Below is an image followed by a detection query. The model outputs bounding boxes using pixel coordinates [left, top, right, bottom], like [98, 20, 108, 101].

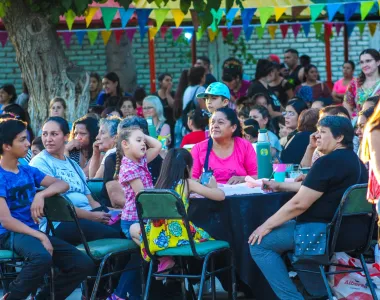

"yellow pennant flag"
[171, 9, 185, 28]
[207, 28, 218, 42]
[378, 1, 380, 15]
[148, 27, 158, 40]
[274, 7, 287, 21]
[101, 31, 112, 45]
[268, 25, 278, 39]
[368, 23, 377, 36]
[85, 7, 99, 28]
[65, 9, 76, 30]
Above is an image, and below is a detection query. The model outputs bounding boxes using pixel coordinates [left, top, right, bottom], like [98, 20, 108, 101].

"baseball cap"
[196, 82, 231, 100]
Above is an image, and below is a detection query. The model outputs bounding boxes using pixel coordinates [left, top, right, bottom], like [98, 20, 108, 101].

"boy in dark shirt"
[0, 118, 95, 300]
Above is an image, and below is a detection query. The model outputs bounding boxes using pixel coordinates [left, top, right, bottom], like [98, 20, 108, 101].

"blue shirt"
[0, 165, 46, 235]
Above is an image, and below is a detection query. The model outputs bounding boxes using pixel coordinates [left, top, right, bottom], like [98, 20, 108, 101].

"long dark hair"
[44, 116, 70, 135]
[70, 116, 99, 158]
[0, 84, 17, 103]
[3, 103, 34, 141]
[250, 105, 274, 131]
[214, 107, 242, 138]
[358, 49, 380, 86]
[173, 69, 189, 120]
[104, 72, 123, 96]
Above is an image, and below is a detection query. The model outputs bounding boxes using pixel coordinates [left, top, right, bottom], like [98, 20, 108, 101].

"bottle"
[256, 129, 273, 179]
[146, 117, 157, 139]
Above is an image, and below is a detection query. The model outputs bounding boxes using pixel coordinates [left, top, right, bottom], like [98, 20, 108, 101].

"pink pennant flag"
[325, 23, 333, 38]
[231, 27, 241, 41]
[62, 32, 73, 48]
[125, 28, 137, 43]
[292, 24, 301, 38]
[0, 32, 8, 47]
[171, 28, 183, 41]
[221, 28, 229, 39]
[161, 26, 169, 38]
[114, 30, 124, 44]
[280, 24, 289, 39]
[335, 23, 344, 36]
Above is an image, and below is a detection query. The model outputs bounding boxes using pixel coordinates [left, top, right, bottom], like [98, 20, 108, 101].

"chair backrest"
[135, 189, 201, 260]
[87, 179, 103, 201]
[330, 183, 376, 253]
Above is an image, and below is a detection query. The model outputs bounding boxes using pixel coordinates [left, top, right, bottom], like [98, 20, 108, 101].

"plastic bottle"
[146, 117, 157, 139]
[256, 129, 273, 179]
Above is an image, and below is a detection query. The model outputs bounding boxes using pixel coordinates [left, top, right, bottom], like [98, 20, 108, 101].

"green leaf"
[116, 0, 133, 9]
[180, 0, 191, 14]
[193, 0, 206, 12]
[61, 0, 73, 11]
[225, 0, 233, 14]
[74, 0, 89, 15]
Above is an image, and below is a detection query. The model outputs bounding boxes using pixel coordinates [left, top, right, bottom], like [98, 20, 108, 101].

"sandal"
[156, 256, 175, 280]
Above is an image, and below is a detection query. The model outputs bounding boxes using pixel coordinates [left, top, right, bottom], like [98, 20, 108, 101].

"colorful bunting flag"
[126, 28, 137, 43]
[85, 7, 99, 28]
[211, 9, 224, 32]
[136, 9, 152, 33]
[220, 28, 229, 39]
[268, 25, 278, 39]
[190, 11, 199, 31]
[114, 30, 124, 44]
[327, 3, 341, 22]
[225, 8, 238, 29]
[208, 28, 218, 42]
[292, 6, 307, 19]
[231, 27, 241, 41]
[88, 31, 99, 46]
[335, 23, 344, 36]
[196, 27, 205, 41]
[313, 23, 323, 36]
[171, 28, 183, 41]
[64, 10, 76, 30]
[255, 26, 265, 39]
[368, 23, 377, 36]
[360, 1, 374, 20]
[292, 24, 301, 38]
[172, 9, 185, 28]
[101, 30, 112, 45]
[346, 23, 356, 38]
[75, 31, 86, 45]
[357, 23, 366, 36]
[62, 32, 73, 48]
[324, 23, 333, 38]
[155, 9, 169, 31]
[310, 4, 325, 22]
[244, 26, 254, 40]
[302, 23, 311, 37]
[280, 24, 289, 38]
[344, 2, 360, 22]
[258, 7, 274, 28]
[148, 27, 158, 40]
[274, 7, 287, 21]
[241, 8, 257, 31]
[160, 26, 169, 39]
[119, 8, 135, 28]
[101, 7, 118, 30]
[139, 27, 149, 42]
[0, 32, 8, 47]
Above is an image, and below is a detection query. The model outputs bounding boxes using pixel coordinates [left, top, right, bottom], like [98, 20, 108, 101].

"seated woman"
[30, 117, 121, 245]
[249, 116, 368, 300]
[191, 107, 257, 184]
[88, 116, 121, 179]
[65, 115, 99, 177]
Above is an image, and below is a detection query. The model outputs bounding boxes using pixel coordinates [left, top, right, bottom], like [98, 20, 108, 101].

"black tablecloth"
[188, 192, 294, 300]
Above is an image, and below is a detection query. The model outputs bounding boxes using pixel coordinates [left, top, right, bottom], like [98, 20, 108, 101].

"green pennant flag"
[88, 31, 99, 46]
[360, 1, 374, 20]
[313, 23, 323, 37]
[0, 2, 6, 18]
[255, 26, 265, 39]
[155, 9, 169, 31]
[210, 9, 224, 32]
[65, 9, 76, 30]
[310, 4, 325, 22]
[196, 27, 205, 41]
[357, 23, 366, 36]
[101, 7, 118, 30]
[258, 7, 274, 28]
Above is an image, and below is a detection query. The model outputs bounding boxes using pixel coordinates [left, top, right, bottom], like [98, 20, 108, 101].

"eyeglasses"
[359, 59, 374, 65]
[142, 106, 154, 111]
[282, 111, 296, 117]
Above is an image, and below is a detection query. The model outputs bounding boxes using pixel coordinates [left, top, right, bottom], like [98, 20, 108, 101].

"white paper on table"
[218, 183, 264, 196]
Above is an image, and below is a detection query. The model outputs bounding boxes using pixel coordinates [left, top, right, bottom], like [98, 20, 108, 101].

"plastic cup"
[274, 172, 286, 182]
[273, 164, 287, 172]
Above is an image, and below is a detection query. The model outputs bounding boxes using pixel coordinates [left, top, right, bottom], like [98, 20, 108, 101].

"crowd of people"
[0, 47, 379, 300]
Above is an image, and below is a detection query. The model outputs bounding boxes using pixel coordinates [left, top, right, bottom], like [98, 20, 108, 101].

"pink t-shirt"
[333, 78, 349, 95]
[191, 137, 258, 184]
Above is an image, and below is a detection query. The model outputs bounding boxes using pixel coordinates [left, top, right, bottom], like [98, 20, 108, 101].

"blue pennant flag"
[225, 8, 238, 29]
[346, 22, 357, 37]
[75, 31, 86, 45]
[327, 3, 341, 22]
[244, 26, 254, 41]
[302, 23, 311, 37]
[136, 9, 152, 32]
[344, 2, 360, 22]
[119, 8, 135, 28]
[139, 26, 149, 41]
[241, 8, 257, 31]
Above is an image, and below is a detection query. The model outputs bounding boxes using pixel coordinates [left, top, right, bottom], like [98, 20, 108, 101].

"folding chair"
[86, 179, 103, 201]
[135, 189, 237, 300]
[44, 195, 142, 300]
[292, 183, 378, 300]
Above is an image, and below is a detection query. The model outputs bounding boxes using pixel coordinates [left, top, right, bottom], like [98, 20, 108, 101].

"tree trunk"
[106, 34, 137, 94]
[2, 0, 90, 134]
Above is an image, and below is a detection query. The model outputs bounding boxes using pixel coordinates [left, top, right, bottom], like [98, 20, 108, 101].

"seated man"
[0, 118, 95, 300]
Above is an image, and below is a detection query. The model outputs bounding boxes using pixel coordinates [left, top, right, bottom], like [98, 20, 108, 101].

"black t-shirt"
[286, 65, 303, 89]
[298, 149, 368, 223]
[247, 81, 281, 111]
[204, 73, 217, 88]
[101, 152, 163, 207]
[270, 79, 293, 107]
[280, 131, 312, 164]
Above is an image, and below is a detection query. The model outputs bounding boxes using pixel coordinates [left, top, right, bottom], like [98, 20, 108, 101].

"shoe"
[156, 256, 175, 280]
[1, 293, 9, 300]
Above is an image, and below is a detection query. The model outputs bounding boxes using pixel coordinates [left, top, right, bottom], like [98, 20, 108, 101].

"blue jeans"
[249, 221, 304, 300]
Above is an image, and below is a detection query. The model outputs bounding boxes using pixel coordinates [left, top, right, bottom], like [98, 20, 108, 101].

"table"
[188, 192, 294, 300]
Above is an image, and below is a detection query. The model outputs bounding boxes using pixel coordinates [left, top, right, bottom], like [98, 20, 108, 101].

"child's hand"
[206, 176, 217, 188]
[91, 212, 111, 224]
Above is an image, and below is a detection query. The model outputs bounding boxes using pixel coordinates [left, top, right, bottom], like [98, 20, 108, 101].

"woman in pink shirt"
[191, 107, 258, 184]
[332, 61, 355, 104]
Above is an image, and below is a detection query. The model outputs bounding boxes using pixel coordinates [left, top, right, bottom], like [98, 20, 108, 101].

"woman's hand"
[31, 193, 45, 224]
[248, 223, 272, 245]
[262, 180, 280, 192]
[308, 132, 318, 149]
[206, 176, 217, 188]
[90, 211, 111, 224]
[66, 139, 81, 152]
[92, 140, 101, 156]
[226, 176, 245, 185]
[295, 174, 306, 182]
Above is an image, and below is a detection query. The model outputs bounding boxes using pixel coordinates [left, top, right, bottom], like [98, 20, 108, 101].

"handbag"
[292, 156, 363, 265]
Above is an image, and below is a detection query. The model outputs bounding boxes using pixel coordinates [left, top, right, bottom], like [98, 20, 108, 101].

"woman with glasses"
[344, 49, 380, 117]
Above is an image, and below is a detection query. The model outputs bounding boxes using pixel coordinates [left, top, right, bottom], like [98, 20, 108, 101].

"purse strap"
[203, 138, 213, 172]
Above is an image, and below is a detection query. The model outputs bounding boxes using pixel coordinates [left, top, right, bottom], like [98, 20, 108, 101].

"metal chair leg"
[230, 252, 237, 300]
[319, 265, 334, 300]
[143, 261, 154, 300]
[178, 257, 187, 300]
[90, 258, 108, 300]
[198, 254, 211, 300]
[183, 263, 197, 300]
[210, 257, 216, 300]
[50, 266, 55, 300]
[360, 254, 378, 300]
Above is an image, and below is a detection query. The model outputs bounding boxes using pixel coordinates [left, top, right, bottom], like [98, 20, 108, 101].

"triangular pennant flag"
[292, 6, 307, 19]
[126, 28, 137, 42]
[231, 27, 241, 40]
[190, 10, 199, 31]
[244, 26, 254, 40]
[378, 0, 380, 15]
[171, 28, 183, 41]
[258, 7, 274, 28]
[101, 31, 112, 45]
[183, 28, 194, 42]
[274, 7, 287, 21]
[324, 23, 333, 38]
[139, 27, 149, 42]
[357, 23, 366, 36]
[268, 25, 278, 39]
[314, 23, 323, 36]
[64, 9, 76, 30]
[280, 24, 289, 38]
[136, 9, 152, 32]
[211, 8, 224, 32]
[171, 9, 185, 28]
[344, 2, 360, 22]
[196, 27, 205, 41]
[85, 7, 99, 28]
[155, 9, 169, 31]
[88, 31, 99, 46]
[335, 23, 344, 36]
[0, 32, 8, 47]
[310, 4, 325, 22]
[75, 31, 86, 45]
[361, 2, 374, 20]
[302, 23, 311, 37]
[101, 7, 118, 30]
[292, 24, 301, 38]
[208, 28, 218, 42]
[148, 27, 158, 40]
[119, 8, 135, 28]
[225, 8, 238, 29]
[221, 28, 229, 39]
[346, 23, 356, 38]
[327, 3, 341, 22]
[369, 23, 377, 36]
[255, 26, 265, 39]
[241, 8, 257, 31]
[114, 30, 124, 44]
[160, 26, 169, 38]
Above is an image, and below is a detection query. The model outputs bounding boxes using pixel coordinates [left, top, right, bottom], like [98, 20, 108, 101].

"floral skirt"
[140, 219, 212, 261]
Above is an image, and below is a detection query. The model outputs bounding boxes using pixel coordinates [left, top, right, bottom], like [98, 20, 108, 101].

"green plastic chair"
[135, 189, 237, 300]
[44, 195, 141, 300]
[86, 179, 103, 202]
[292, 183, 378, 300]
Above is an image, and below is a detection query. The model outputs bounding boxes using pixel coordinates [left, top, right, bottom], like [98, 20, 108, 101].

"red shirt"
[180, 131, 206, 148]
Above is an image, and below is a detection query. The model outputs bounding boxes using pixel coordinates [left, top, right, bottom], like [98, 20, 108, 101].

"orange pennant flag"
[171, 9, 185, 28]
[368, 23, 377, 36]
[207, 28, 218, 42]
[268, 25, 278, 39]
[274, 7, 287, 21]
[85, 7, 99, 28]
[149, 27, 159, 40]
[101, 31, 112, 45]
